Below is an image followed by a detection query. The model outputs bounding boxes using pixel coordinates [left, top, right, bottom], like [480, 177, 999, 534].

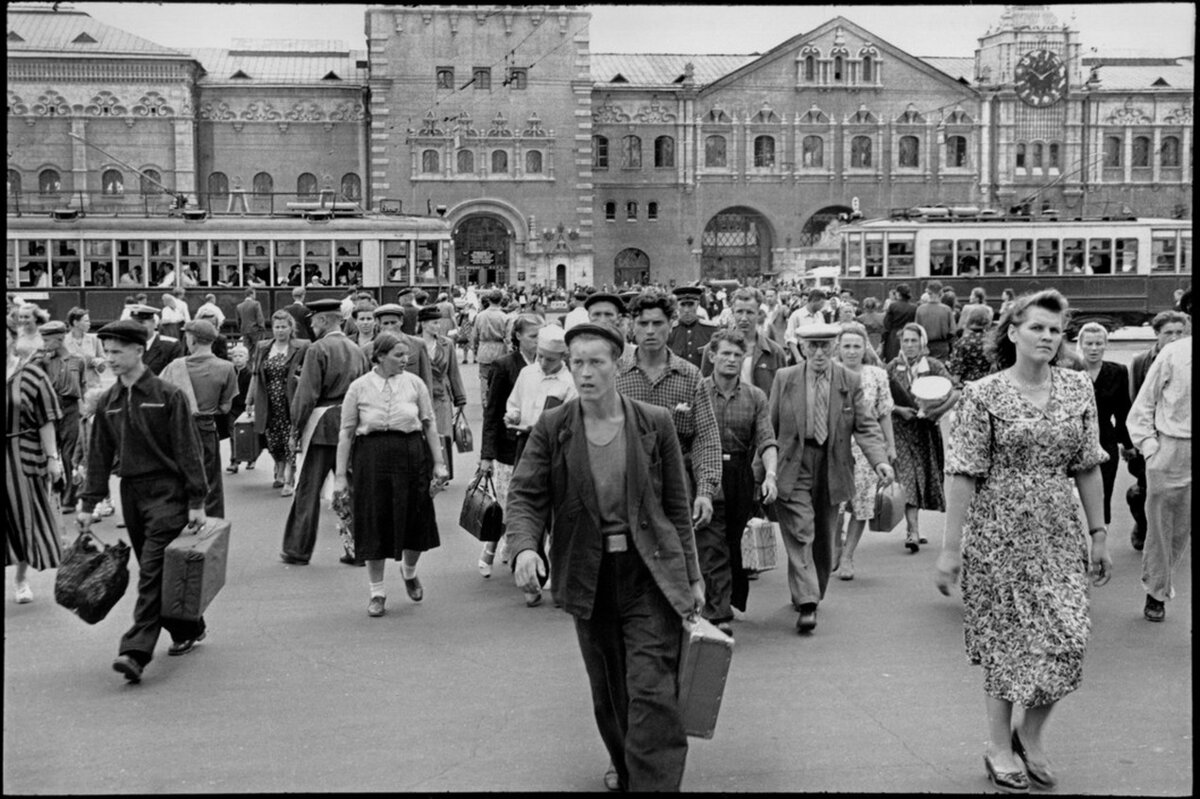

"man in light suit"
[769, 323, 893, 634]
[506, 322, 704, 792]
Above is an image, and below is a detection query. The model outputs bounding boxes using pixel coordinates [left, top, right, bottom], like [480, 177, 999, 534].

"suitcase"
[161, 519, 230, 621]
[740, 516, 780, 572]
[231, 412, 261, 463]
[677, 616, 734, 739]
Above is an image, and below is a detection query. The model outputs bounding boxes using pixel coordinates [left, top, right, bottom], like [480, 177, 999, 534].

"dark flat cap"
[417, 306, 442, 322]
[564, 321, 625, 354]
[672, 286, 704, 300]
[38, 321, 68, 336]
[373, 303, 404, 319]
[396, 287, 415, 299]
[184, 319, 219, 343]
[97, 320, 149, 347]
[573, 289, 589, 301]
[129, 304, 161, 318]
[584, 292, 626, 314]
[306, 298, 343, 313]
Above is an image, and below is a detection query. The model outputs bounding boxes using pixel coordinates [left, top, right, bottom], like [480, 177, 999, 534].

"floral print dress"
[844, 364, 894, 520]
[945, 368, 1106, 707]
[887, 355, 952, 512]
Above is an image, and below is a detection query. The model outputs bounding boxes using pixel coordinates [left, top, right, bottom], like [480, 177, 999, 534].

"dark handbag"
[459, 473, 504, 542]
[869, 480, 905, 533]
[453, 408, 474, 453]
[54, 530, 131, 624]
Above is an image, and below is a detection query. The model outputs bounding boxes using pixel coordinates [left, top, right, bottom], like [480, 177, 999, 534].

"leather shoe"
[112, 655, 143, 683]
[367, 595, 386, 617]
[983, 753, 1029, 793]
[279, 553, 309, 565]
[404, 575, 423, 602]
[339, 554, 366, 567]
[1130, 528, 1145, 551]
[795, 605, 817, 634]
[168, 630, 207, 657]
[1144, 594, 1165, 622]
[1011, 731, 1057, 789]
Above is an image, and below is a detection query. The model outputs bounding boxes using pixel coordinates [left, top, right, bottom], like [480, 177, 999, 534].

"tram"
[836, 206, 1192, 330]
[6, 206, 456, 327]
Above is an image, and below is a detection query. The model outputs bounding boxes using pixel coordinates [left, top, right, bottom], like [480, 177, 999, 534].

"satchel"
[54, 530, 131, 625]
[453, 408, 474, 453]
[870, 480, 906, 533]
[740, 510, 780, 572]
[459, 473, 504, 542]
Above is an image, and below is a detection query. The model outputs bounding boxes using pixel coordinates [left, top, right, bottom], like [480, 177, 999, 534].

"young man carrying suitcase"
[77, 320, 209, 684]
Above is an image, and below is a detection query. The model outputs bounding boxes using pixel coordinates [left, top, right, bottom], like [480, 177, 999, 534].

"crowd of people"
[4, 276, 1192, 793]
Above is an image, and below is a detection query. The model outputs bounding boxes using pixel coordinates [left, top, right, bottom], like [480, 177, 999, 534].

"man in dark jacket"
[130, 304, 184, 376]
[235, 287, 266, 351]
[282, 286, 314, 341]
[880, 283, 917, 362]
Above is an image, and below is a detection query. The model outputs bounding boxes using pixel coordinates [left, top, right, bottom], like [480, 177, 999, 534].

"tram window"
[415, 243, 438, 284]
[53, 240, 82, 287]
[6, 241, 15, 288]
[18, 240, 49, 287]
[1088, 240, 1112, 275]
[1180, 235, 1191, 274]
[383, 241, 410, 284]
[84, 240, 113, 286]
[304, 240, 332, 287]
[332, 241, 360, 288]
[212, 241, 245, 287]
[1115, 239, 1138, 273]
[148, 241, 176, 288]
[864, 236, 884, 278]
[930, 239, 954, 276]
[983, 240, 1006, 275]
[1152, 237, 1178, 273]
[181, 240, 211, 286]
[181, 261, 203, 288]
[886, 236, 915, 276]
[1063, 239, 1086, 274]
[845, 233, 863, 276]
[1035, 239, 1059, 275]
[956, 240, 980, 276]
[116, 240, 145, 287]
[1009, 240, 1033, 275]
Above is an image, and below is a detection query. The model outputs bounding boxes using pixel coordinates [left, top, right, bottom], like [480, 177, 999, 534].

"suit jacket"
[426, 334, 466, 435]
[481, 350, 530, 464]
[291, 330, 369, 447]
[236, 298, 265, 336]
[881, 299, 917, 362]
[249, 338, 311, 435]
[506, 395, 702, 620]
[700, 331, 788, 398]
[143, 334, 185, 376]
[282, 301, 314, 341]
[769, 361, 888, 505]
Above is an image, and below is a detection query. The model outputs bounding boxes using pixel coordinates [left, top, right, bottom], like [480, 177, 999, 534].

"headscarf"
[894, 322, 931, 388]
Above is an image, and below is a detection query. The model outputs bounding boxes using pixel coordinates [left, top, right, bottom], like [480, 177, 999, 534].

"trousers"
[281, 443, 338, 562]
[196, 417, 224, 519]
[1126, 453, 1148, 538]
[119, 476, 205, 662]
[58, 400, 81, 508]
[1141, 435, 1191, 603]
[773, 444, 835, 609]
[573, 549, 688, 792]
[697, 455, 755, 622]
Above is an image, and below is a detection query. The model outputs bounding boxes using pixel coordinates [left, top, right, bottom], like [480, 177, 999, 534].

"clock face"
[1014, 49, 1068, 108]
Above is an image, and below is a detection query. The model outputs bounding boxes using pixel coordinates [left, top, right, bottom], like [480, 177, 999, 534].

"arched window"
[604, 201, 616, 221]
[592, 135, 608, 169]
[1102, 136, 1121, 167]
[1132, 136, 1150, 167]
[614, 248, 650, 284]
[7, 169, 20, 197]
[898, 135, 920, 168]
[421, 149, 440, 174]
[103, 168, 125, 195]
[626, 201, 638, 221]
[851, 135, 872, 168]
[705, 135, 727, 168]
[861, 55, 873, 82]
[1032, 142, 1044, 168]
[647, 201, 658, 221]
[492, 150, 509, 173]
[621, 135, 642, 169]
[1048, 143, 1060, 169]
[140, 169, 162, 195]
[457, 149, 474, 174]
[654, 136, 675, 168]
[1161, 136, 1181, 167]
[296, 172, 318, 199]
[525, 150, 543, 174]
[834, 56, 844, 81]
[253, 171, 273, 196]
[1016, 143, 1027, 168]
[946, 135, 967, 168]
[39, 168, 61, 194]
[340, 173, 361, 201]
[802, 135, 824, 167]
[753, 135, 775, 168]
[804, 55, 815, 82]
[207, 171, 228, 201]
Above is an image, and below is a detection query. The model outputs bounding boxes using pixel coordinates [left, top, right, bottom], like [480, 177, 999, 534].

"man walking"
[667, 286, 717, 370]
[236, 287, 266, 351]
[282, 286, 314, 341]
[77, 320, 209, 683]
[915, 280, 955, 359]
[472, 290, 510, 408]
[34, 320, 87, 509]
[130, 304, 184, 376]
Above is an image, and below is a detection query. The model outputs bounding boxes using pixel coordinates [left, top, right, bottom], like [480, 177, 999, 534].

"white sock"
[400, 563, 417, 580]
[369, 581, 385, 598]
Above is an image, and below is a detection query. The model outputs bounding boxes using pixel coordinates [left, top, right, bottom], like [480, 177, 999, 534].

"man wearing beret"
[667, 286, 718, 370]
[34, 321, 87, 509]
[130, 305, 184, 376]
[280, 299, 371, 565]
[769, 323, 894, 635]
[78, 320, 210, 683]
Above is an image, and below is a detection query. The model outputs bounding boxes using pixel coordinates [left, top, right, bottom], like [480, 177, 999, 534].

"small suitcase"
[740, 516, 779, 572]
[677, 616, 734, 739]
[161, 518, 230, 621]
[231, 412, 261, 463]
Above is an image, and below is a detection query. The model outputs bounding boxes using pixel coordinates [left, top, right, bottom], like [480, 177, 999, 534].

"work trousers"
[58, 400, 81, 508]
[280, 443, 338, 562]
[697, 455, 755, 622]
[478, 361, 498, 410]
[196, 417, 224, 519]
[119, 476, 205, 662]
[573, 549, 688, 792]
[773, 443, 836, 610]
[1141, 435, 1192, 603]
[1126, 454, 1148, 539]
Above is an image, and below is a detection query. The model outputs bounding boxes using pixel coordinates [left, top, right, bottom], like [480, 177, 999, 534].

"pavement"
[3, 340, 1191, 794]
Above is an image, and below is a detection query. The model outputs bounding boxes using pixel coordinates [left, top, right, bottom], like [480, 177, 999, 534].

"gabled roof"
[6, 4, 190, 59]
[190, 46, 369, 85]
[1091, 59, 1193, 91]
[590, 53, 757, 87]
[919, 57, 975, 85]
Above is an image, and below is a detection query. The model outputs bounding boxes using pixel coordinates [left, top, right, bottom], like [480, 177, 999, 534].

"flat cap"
[584, 292, 626, 314]
[128, 304, 161, 318]
[619, 291, 640, 306]
[573, 289, 589, 301]
[37, 321, 68, 336]
[564, 321, 625, 354]
[417, 306, 442, 322]
[373, 303, 405, 319]
[536, 324, 567, 352]
[396, 287, 415, 299]
[672, 285, 704, 300]
[184, 319, 219, 343]
[97, 320, 148, 347]
[306, 298, 343, 313]
[796, 322, 842, 341]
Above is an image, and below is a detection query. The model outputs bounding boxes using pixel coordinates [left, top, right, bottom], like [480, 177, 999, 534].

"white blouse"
[340, 369, 433, 436]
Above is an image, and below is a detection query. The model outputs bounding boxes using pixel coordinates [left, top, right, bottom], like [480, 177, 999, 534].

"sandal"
[983, 753, 1029, 793]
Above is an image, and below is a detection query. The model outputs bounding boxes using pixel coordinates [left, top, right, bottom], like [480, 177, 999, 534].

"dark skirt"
[350, 431, 440, 560]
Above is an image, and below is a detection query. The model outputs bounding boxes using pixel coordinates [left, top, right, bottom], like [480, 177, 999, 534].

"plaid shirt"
[617, 350, 722, 499]
[699, 375, 776, 459]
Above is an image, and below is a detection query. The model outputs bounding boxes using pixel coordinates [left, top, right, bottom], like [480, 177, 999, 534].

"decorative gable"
[72, 32, 98, 44]
[8, 31, 24, 42]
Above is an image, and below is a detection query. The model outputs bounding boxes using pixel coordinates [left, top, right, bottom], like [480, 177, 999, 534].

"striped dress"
[6, 360, 64, 570]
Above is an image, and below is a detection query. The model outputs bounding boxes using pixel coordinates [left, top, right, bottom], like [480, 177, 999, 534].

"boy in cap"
[78, 320, 210, 683]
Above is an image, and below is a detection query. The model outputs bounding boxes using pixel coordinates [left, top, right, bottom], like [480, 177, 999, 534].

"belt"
[603, 533, 629, 553]
[804, 437, 826, 448]
[721, 452, 750, 462]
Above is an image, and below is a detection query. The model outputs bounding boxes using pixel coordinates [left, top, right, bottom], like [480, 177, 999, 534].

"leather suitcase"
[161, 519, 230, 621]
[231, 412, 261, 463]
[677, 616, 734, 739]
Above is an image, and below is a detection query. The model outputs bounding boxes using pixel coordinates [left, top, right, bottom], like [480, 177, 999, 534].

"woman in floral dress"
[945, 305, 995, 387]
[936, 290, 1111, 793]
[247, 312, 309, 496]
[834, 322, 895, 580]
[886, 322, 959, 552]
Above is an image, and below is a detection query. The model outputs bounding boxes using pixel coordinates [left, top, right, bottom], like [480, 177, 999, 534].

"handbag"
[740, 507, 780, 572]
[332, 487, 355, 559]
[869, 480, 906, 533]
[54, 530, 131, 624]
[459, 473, 504, 542]
[453, 408, 474, 453]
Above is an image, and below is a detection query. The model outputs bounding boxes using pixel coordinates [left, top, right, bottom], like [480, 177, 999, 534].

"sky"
[44, 3, 1197, 58]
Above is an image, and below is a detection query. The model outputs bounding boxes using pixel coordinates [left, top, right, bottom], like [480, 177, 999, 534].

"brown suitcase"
[677, 616, 734, 739]
[161, 519, 230, 621]
[231, 412, 261, 463]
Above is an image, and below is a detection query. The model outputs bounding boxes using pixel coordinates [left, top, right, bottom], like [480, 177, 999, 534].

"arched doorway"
[701, 207, 773, 281]
[454, 215, 512, 285]
[614, 248, 650, 285]
[800, 205, 853, 246]
[555, 263, 567, 289]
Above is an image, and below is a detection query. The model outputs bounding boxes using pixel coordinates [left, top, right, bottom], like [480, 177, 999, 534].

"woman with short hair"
[946, 305, 996, 386]
[418, 305, 467, 479]
[1075, 322, 1133, 525]
[246, 310, 310, 495]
